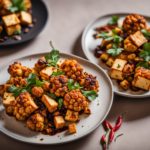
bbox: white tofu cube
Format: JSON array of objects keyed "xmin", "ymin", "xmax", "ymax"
[
  {"xmin": 110, "ymin": 59, "xmax": 127, "ymax": 80},
  {"xmin": 40, "ymin": 66, "xmax": 57, "ymax": 80},
  {"xmin": 100, "ymin": 53, "xmax": 110, "ymax": 61},
  {"xmin": 20, "ymin": 11, "xmax": 32, "ymax": 25},
  {"xmin": 41, "ymin": 94, "xmax": 58, "ymax": 113},
  {"xmin": 65, "ymin": 110, "xmax": 78, "ymax": 122},
  {"xmin": 68, "ymin": 124, "xmax": 77, "ymax": 134},
  {"xmin": 54, "ymin": 116, "xmax": 65, "ymax": 129},
  {"xmin": 134, "ymin": 76, "xmax": 150, "ymax": 91},
  {"xmin": 3, "ymin": 92, "xmax": 15, "ymax": 107},
  {"xmin": 2, "ymin": 14, "xmax": 20, "ymax": 27}
]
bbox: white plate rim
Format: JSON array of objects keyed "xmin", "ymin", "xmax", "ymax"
[
  {"xmin": 81, "ymin": 12, "xmax": 150, "ymax": 98},
  {"xmin": 0, "ymin": 52, "xmax": 114, "ymax": 145}
]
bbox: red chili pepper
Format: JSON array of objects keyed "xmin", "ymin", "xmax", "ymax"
[
  {"xmin": 103, "ymin": 120, "xmax": 113, "ymax": 130},
  {"xmin": 108, "ymin": 111, "xmax": 128, "ymax": 146},
  {"xmin": 101, "ymin": 134, "xmax": 107, "ymax": 150}
]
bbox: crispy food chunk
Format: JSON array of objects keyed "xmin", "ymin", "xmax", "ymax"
[
  {"xmin": 63, "ymin": 89, "xmax": 88, "ymax": 111},
  {"xmin": 26, "ymin": 113, "xmax": 44, "ymax": 132},
  {"xmin": 124, "ymin": 37, "xmax": 137, "ymax": 52},
  {"xmin": 106, "ymin": 57, "xmax": 115, "ymax": 67},
  {"xmin": 130, "ymin": 31, "xmax": 147, "ymax": 47},
  {"xmin": 34, "ymin": 59, "xmax": 48, "ymax": 72},
  {"xmin": 42, "ymin": 82, "xmax": 50, "ymax": 92},
  {"xmin": 60, "ymin": 60, "xmax": 85, "ymax": 81},
  {"xmin": 110, "ymin": 59, "xmax": 127, "ymax": 80},
  {"xmin": 100, "ymin": 53, "xmax": 110, "ymax": 61},
  {"xmin": 24, "ymin": 67, "xmax": 39, "ymax": 78},
  {"xmin": 123, "ymin": 63, "xmax": 135, "ymax": 75},
  {"xmin": 41, "ymin": 94, "xmax": 58, "ymax": 113},
  {"xmin": 2, "ymin": 14, "xmax": 20, "ymax": 27},
  {"xmin": 10, "ymin": 92, "xmax": 38, "ymax": 120},
  {"xmin": 31, "ymin": 86, "xmax": 44, "ymax": 98},
  {"xmin": 49, "ymin": 75, "xmax": 68, "ymax": 97},
  {"xmin": 5, "ymin": 24, "xmax": 21, "ymax": 36},
  {"xmin": 120, "ymin": 80, "xmax": 130, "ymax": 90},
  {"xmin": 20, "ymin": 11, "xmax": 32, "ymax": 25},
  {"xmin": 122, "ymin": 14, "xmax": 147, "ymax": 35},
  {"xmin": 68, "ymin": 124, "xmax": 77, "ymax": 134},
  {"xmin": 54, "ymin": 116, "xmax": 65, "ymax": 129},
  {"xmin": 65, "ymin": 110, "xmax": 78, "ymax": 122},
  {"xmin": 0, "ymin": 25, "xmax": 3, "ymax": 34},
  {"xmin": 79, "ymin": 73, "xmax": 99, "ymax": 93},
  {"xmin": 0, "ymin": 85, "xmax": 4, "ymax": 96},
  {"xmin": 23, "ymin": 0, "xmax": 32, "ymax": 9},
  {"xmin": 3, "ymin": 92, "xmax": 15, "ymax": 107},
  {"xmin": 8, "ymin": 62, "xmax": 27, "ymax": 77},
  {"xmin": 84, "ymin": 106, "xmax": 91, "ymax": 114},
  {"xmin": 40, "ymin": 66, "xmax": 57, "ymax": 80}
]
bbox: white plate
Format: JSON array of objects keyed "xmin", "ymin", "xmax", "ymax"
[
  {"xmin": 0, "ymin": 52, "xmax": 113, "ymax": 144},
  {"xmin": 82, "ymin": 13, "xmax": 150, "ymax": 98}
]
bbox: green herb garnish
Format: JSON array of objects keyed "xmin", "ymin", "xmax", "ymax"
[
  {"xmin": 45, "ymin": 41, "xmax": 60, "ymax": 68},
  {"xmin": 114, "ymin": 133, "xmax": 123, "ymax": 142},
  {"xmin": 136, "ymin": 43, "xmax": 150, "ymax": 69},
  {"xmin": 58, "ymin": 98, "xmax": 63, "ymax": 107},
  {"xmin": 81, "ymin": 90, "xmax": 98, "ymax": 101},
  {"xmin": 7, "ymin": 0, "xmax": 27, "ymax": 13},
  {"xmin": 107, "ymin": 43, "xmax": 124, "ymax": 57},
  {"xmin": 67, "ymin": 79, "xmax": 83, "ymax": 91},
  {"xmin": 108, "ymin": 16, "xmax": 119, "ymax": 25},
  {"xmin": 52, "ymin": 71, "xmax": 65, "ymax": 77},
  {"xmin": 141, "ymin": 29, "xmax": 150, "ymax": 40},
  {"xmin": 84, "ymin": 72, "xmax": 87, "ymax": 75},
  {"xmin": 118, "ymin": 64, "xmax": 121, "ymax": 68},
  {"xmin": 8, "ymin": 73, "xmax": 45, "ymax": 97},
  {"xmin": 13, "ymin": 31, "xmax": 21, "ymax": 35},
  {"xmin": 47, "ymin": 93, "xmax": 57, "ymax": 99}
]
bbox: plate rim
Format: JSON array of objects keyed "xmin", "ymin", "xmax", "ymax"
[
  {"xmin": 0, "ymin": 0, "xmax": 49, "ymax": 47},
  {"xmin": 0, "ymin": 52, "xmax": 114, "ymax": 145},
  {"xmin": 81, "ymin": 12, "xmax": 150, "ymax": 98}
]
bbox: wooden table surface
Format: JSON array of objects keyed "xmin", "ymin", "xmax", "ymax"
[{"xmin": 0, "ymin": 0, "xmax": 150, "ymax": 150}]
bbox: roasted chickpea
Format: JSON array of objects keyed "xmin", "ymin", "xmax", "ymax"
[{"xmin": 31, "ymin": 86, "xmax": 44, "ymax": 98}]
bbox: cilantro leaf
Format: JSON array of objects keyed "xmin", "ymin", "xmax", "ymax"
[
  {"xmin": 67, "ymin": 79, "xmax": 83, "ymax": 91},
  {"xmin": 112, "ymin": 29, "xmax": 117, "ymax": 35},
  {"xmin": 84, "ymin": 72, "xmax": 87, "ymax": 75},
  {"xmin": 47, "ymin": 93, "xmax": 57, "ymax": 99},
  {"xmin": 81, "ymin": 90, "xmax": 98, "ymax": 101},
  {"xmin": 45, "ymin": 41, "xmax": 60, "ymax": 68},
  {"xmin": 26, "ymin": 73, "xmax": 37, "ymax": 86},
  {"xmin": 118, "ymin": 64, "xmax": 121, "ymax": 68},
  {"xmin": 108, "ymin": 16, "xmax": 119, "ymax": 25},
  {"xmin": 13, "ymin": 31, "xmax": 21, "ymax": 35},
  {"xmin": 136, "ymin": 62, "xmax": 150, "ymax": 69},
  {"xmin": 58, "ymin": 98, "xmax": 63, "ymax": 107},
  {"xmin": 141, "ymin": 29, "xmax": 150, "ymax": 40},
  {"xmin": 33, "ymin": 79, "xmax": 46, "ymax": 87},
  {"xmin": 107, "ymin": 44, "xmax": 124, "ymax": 57},
  {"xmin": 52, "ymin": 71, "xmax": 65, "ymax": 77}
]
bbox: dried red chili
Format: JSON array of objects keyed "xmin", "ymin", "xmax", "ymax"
[{"xmin": 108, "ymin": 111, "xmax": 127, "ymax": 146}]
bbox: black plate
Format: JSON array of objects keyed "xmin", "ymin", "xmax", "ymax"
[{"xmin": 0, "ymin": 0, "xmax": 48, "ymax": 46}]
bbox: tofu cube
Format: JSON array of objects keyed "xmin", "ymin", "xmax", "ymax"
[
  {"xmin": 84, "ymin": 106, "xmax": 91, "ymax": 114},
  {"xmin": 3, "ymin": 92, "xmax": 15, "ymax": 107},
  {"xmin": 68, "ymin": 124, "xmax": 77, "ymax": 134},
  {"xmin": 127, "ymin": 53, "xmax": 136, "ymax": 60},
  {"xmin": 130, "ymin": 31, "xmax": 147, "ymax": 47},
  {"xmin": 41, "ymin": 94, "xmax": 58, "ymax": 113},
  {"xmin": 120, "ymin": 80, "xmax": 130, "ymax": 90},
  {"xmin": 57, "ymin": 60, "xmax": 63, "ymax": 67},
  {"xmin": 133, "ymin": 76, "xmax": 150, "ymax": 91},
  {"xmin": 2, "ymin": 0, "xmax": 12, "ymax": 9},
  {"xmin": 65, "ymin": 110, "xmax": 78, "ymax": 122},
  {"xmin": 0, "ymin": 85, "xmax": 4, "ymax": 96},
  {"xmin": 20, "ymin": 11, "xmax": 32, "ymax": 25},
  {"xmin": 23, "ymin": 0, "xmax": 32, "ymax": 9},
  {"xmin": 40, "ymin": 66, "xmax": 57, "ymax": 80},
  {"xmin": 5, "ymin": 24, "xmax": 21, "ymax": 36},
  {"xmin": 110, "ymin": 59, "xmax": 127, "ymax": 80},
  {"xmin": 54, "ymin": 116, "xmax": 65, "ymax": 129},
  {"xmin": 2, "ymin": 14, "xmax": 20, "ymax": 27},
  {"xmin": 101, "ymin": 39, "xmax": 112, "ymax": 48},
  {"xmin": 106, "ymin": 57, "xmax": 115, "ymax": 67},
  {"xmin": 100, "ymin": 53, "xmax": 110, "ymax": 61}
]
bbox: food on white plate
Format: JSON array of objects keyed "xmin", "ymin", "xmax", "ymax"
[
  {"xmin": 0, "ymin": 42, "xmax": 99, "ymax": 135},
  {"xmin": 94, "ymin": 14, "xmax": 150, "ymax": 91}
]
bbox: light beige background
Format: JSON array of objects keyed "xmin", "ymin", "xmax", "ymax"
[{"xmin": 0, "ymin": 0, "xmax": 150, "ymax": 150}]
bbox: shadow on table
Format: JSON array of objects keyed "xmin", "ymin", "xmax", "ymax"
[{"xmin": 106, "ymin": 94, "xmax": 150, "ymax": 122}]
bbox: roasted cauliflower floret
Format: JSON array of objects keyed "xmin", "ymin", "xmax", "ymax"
[
  {"xmin": 10, "ymin": 92, "xmax": 38, "ymax": 120},
  {"xmin": 34, "ymin": 59, "xmax": 48, "ymax": 72},
  {"xmin": 31, "ymin": 86, "xmax": 44, "ymax": 98},
  {"xmin": 123, "ymin": 63, "xmax": 135, "ymax": 75},
  {"xmin": 124, "ymin": 37, "xmax": 137, "ymax": 52},
  {"xmin": 8, "ymin": 62, "xmax": 27, "ymax": 77},
  {"xmin": 26, "ymin": 113, "xmax": 44, "ymax": 132},
  {"xmin": 123, "ymin": 14, "xmax": 147, "ymax": 35},
  {"xmin": 24, "ymin": 67, "xmax": 39, "ymax": 78},
  {"xmin": 135, "ymin": 66, "xmax": 150, "ymax": 79},
  {"xmin": 79, "ymin": 73, "xmax": 99, "ymax": 93},
  {"xmin": 42, "ymin": 82, "xmax": 50, "ymax": 92},
  {"xmin": 60, "ymin": 60, "xmax": 85, "ymax": 81},
  {"xmin": 49, "ymin": 75, "xmax": 68, "ymax": 97},
  {"xmin": 63, "ymin": 89, "xmax": 88, "ymax": 112}
]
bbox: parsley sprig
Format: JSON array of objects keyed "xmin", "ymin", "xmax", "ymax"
[
  {"xmin": 52, "ymin": 71, "xmax": 65, "ymax": 77},
  {"xmin": 8, "ymin": 73, "xmax": 46, "ymax": 98},
  {"xmin": 108, "ymin": 16, "xmax": 119, "ymax": 25},
  {"xmin": 136, "ymin": 43, "xmax": 150, "ymax": 69},
  {"xmin": 45, "ymin": 41, "xmax": 60, "ymax": 68},
  {"xmin": 7, "ymin": 0, "xmax": 27, "ymax": 13},
  {"xmin": 141, "ymin": 29, "xmax": 150, "ymax": 40},
  {"xmin": 67, "ymin": 79, "xmax": 83, "ymax": 91}
]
